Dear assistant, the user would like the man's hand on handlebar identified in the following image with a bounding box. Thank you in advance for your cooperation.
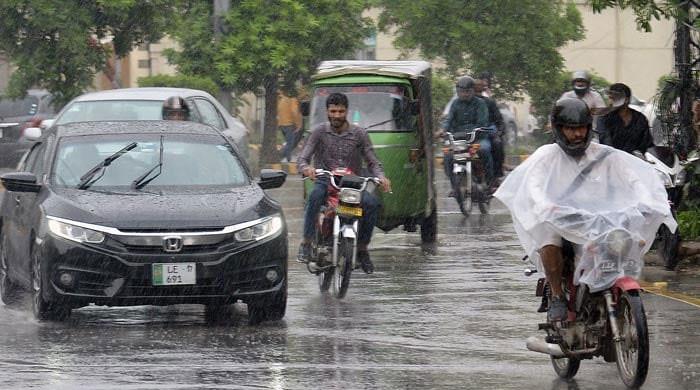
[379,176,392,193]
[302,166,316,180]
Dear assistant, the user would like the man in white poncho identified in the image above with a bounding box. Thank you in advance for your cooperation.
[494,98,676,322]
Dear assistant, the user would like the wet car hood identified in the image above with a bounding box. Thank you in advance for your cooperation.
[45,185,276,229]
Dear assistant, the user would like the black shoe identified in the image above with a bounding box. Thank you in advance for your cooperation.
[357,250,374,274]
[297,243,311,263]
[547,296,568,322]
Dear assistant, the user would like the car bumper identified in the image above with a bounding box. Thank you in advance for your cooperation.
[37,232,287,307]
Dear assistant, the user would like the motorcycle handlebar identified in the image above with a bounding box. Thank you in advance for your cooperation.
[312,169,382,191]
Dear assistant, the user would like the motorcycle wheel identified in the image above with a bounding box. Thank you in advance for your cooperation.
[331,238,353,299]
[455,172,472,216]
[658,224,681,270]
[315,231,333,292]
[550,356,581,379]
[614,291,649,389]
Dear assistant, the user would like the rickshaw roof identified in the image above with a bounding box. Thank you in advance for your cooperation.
[314,60,431,80]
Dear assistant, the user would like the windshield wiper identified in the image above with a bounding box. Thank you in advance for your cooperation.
[365,117,399,130]
[77,142,138,190]
[131,135,164,190]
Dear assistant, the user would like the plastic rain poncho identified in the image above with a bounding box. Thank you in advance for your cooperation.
[494,143,676,291]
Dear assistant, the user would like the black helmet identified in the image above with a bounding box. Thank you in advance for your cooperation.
[162,96,190,120]
[456,76,475,90]
[550,98,592,157]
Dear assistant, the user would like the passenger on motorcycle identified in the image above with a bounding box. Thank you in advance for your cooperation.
[598,83,654,155]
[439,76,492,189]
[474,77,506,178]
[494,98,675,322]
[296,92,392,274]
[560,70,606,133]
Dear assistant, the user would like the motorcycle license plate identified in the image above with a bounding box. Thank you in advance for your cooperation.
[337,204,363,217]
[152,263,196,286]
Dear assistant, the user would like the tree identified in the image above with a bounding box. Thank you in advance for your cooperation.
[589,0,681,32]
[167,1,373,163]
[377,0,584,103]
[0,0,175,108]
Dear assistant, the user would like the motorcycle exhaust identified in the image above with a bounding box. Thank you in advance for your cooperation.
[526,336,565,357]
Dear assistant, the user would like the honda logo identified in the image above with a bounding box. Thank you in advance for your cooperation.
[162,236,183,253]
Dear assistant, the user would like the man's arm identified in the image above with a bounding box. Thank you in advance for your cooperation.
[296,127,320,175]
[476,99,489,128]
[638,114,654,152]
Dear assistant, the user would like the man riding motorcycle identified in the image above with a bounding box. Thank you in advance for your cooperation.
[439,76,492,189]
[296,92,391,274]
[474,78,505,178]
[494,98,675,321]
[598,83,654,155]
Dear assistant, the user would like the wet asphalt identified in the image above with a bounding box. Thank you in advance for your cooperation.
[0,172,699,390]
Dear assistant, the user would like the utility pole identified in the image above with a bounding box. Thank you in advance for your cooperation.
[213,0,233,112]
[674,0,700,152]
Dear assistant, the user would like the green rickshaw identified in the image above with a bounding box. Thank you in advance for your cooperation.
[302,60,437,243]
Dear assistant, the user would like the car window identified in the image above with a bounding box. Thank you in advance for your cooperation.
[55,100,164,124]
[27,142,48,179]
[193,99,225,129]
[53,134,248,188]
[22,142,43,172]
[0,96,40,118]
[185,98,202,122]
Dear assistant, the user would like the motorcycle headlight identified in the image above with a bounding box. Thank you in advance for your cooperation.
[656,170,673,188]
[47,219,105,244]
[339,188,362,204]
[234,215,283,242]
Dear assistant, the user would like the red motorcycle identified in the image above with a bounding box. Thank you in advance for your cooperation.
[525,228,649,388]
[305,168,380,299]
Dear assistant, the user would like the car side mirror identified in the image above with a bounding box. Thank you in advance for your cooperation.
[300,101,310,117]
[1,172,41,193]
[22,127,42,141]
[258,169,286,189]
[408,100,420,115]
[40,119,55,129]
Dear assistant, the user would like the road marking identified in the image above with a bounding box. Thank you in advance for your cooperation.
[640,281,700,308]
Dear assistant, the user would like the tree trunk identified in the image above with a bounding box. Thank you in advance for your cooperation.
[261,77,279,164]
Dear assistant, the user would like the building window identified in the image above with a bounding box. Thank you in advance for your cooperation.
[138,59,151,69]
[355,31,376,60]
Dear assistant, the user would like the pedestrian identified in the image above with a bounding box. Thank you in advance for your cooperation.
[278,92,302,163]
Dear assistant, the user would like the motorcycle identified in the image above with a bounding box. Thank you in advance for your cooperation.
[443,128,494,216]
[305,168,380,299]
[524,229,650,388]
[643,146,700,269]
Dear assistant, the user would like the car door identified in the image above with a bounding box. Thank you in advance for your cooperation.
[3,141,46,285]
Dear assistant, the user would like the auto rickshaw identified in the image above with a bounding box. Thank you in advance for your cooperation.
[301,60,437,243]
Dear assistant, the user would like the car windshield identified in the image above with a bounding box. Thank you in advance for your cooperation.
[55,100,164,124]
[52,133,248,188]
[309,85,415,132]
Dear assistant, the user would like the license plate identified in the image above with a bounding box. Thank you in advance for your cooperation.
[337,204,363,217]
[152,262,196,286]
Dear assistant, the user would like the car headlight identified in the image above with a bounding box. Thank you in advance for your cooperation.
[234,215,283,242]
[47,219,105,244]
[339,188,362,204]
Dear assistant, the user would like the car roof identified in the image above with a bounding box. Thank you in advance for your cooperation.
[70,87,210,102]
[49,120,224,138]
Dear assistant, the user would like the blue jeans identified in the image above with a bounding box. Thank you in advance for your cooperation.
[280,125,297,161]
[444,137,494,185]
[303,178,380,245]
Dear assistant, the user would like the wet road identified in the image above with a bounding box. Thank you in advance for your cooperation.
[1,173,699,389]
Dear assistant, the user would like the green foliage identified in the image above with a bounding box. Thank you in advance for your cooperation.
[0,0,176,107]
[589,0,681,32]
[168,1,372,94]
[377,0,585,102]
[677,209,700,240]
[137,74,219,97]
[431,72,454,124]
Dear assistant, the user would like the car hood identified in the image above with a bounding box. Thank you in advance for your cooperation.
[45,185,278,230]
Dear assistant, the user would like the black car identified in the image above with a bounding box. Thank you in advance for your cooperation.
[0,121,287,324]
